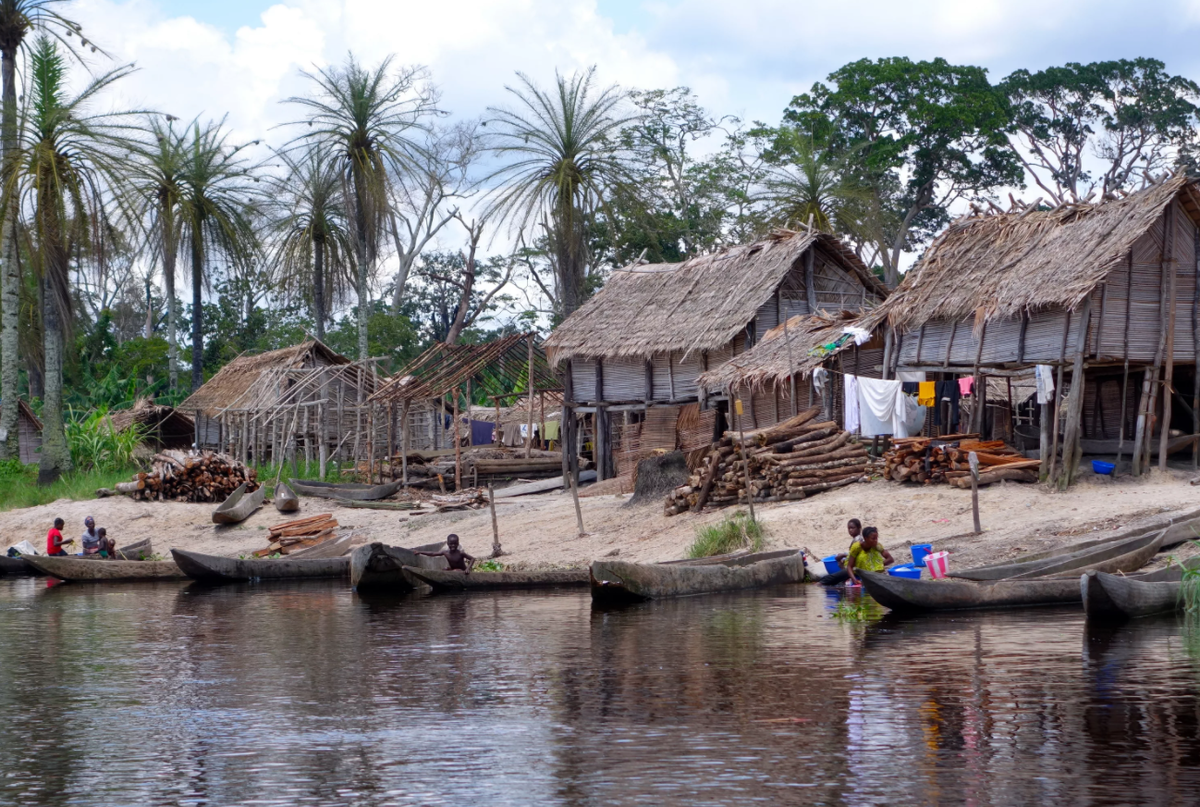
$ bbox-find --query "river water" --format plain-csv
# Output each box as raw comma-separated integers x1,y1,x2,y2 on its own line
2,578,1199,806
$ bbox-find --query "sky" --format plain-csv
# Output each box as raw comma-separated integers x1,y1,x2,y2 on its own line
69,0,1200,144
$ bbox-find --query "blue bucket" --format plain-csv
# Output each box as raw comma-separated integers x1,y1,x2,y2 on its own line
1092,460,1115,475
888,564,922,580
822,555,841,575
911,544,933,568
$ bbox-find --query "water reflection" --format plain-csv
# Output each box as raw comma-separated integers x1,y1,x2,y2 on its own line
2,579,1200,805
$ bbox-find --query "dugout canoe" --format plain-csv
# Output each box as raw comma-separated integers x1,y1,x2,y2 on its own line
1081,557,1200,619
0,555,36,576
273,480,300,513
291,479,404,502
24,555,188,582
74,537,153,561
660,548,803,567
170,548,350,583
350,542,449,592
212,483,265,525
951,531,1164,581
862,533,1163,613
402,566,590,593
590,551,805,603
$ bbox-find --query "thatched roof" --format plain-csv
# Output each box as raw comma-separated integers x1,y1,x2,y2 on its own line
543,230,885,365
108,399,194,448
878,174,1200,329
15,399,40,431
181,340,350,415
698,312,870,391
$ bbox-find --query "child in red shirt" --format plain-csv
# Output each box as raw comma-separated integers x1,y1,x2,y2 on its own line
46,518,70,556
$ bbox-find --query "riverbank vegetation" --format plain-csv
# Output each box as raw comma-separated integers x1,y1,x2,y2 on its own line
687,511,765,558
1,1,1199,487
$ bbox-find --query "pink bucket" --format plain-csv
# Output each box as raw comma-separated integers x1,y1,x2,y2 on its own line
925,551,950,579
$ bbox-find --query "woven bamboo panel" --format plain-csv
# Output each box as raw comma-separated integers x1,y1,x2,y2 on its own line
673,352,703,399
571,358,597,402
641,405,680,451
676,404,717,453
602,356,644,401
650,352,674,400
1082,372,1141,441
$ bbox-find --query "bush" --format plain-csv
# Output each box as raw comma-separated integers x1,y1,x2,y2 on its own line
686,511,765,559
65,408,147,473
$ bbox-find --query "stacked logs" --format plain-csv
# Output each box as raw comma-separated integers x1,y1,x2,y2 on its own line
114,450,258,502
664,408,868,516
883,437,1041,487
255,513,339,556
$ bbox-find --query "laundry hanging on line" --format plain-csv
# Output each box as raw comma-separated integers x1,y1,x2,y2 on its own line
855,376,925,438
1035,365,1055,405
918,381,937,408
843,374,861,433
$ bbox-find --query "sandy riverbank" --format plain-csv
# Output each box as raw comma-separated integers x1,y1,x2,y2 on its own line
3,464,1199,571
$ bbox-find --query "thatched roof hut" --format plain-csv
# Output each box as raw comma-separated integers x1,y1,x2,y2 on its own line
181,340,351,417
107,399,195,450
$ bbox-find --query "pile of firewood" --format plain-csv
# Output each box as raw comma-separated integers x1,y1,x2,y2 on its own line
664,408,868,516
883,437,1041,487
111,450,258,503
255,513,339,557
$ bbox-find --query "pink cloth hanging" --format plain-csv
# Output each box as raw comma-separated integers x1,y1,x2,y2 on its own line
958,376,974,396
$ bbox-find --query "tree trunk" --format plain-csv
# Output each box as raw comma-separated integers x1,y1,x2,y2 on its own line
36,185,71,484
352,170,370,361
313,235,326,342
444,236,478,346
162,209,178,391
190,227,204,391
0,43,17,460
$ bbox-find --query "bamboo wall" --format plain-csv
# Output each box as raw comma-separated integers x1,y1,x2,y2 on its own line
18,412,40,465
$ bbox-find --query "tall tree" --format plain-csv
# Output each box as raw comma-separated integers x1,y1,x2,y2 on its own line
1002,59,1200,204
0,0,93,459
787,57,1021,286
285,53,439,359
5,37,138,482
128,115,186,390
267,145,353,341
485,68,636,319
176,119,258,391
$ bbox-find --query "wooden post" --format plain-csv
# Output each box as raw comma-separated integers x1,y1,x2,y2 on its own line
494,397,502,446
525,334,535,459
194,409,201,450
969,451,981,534
1059,297,1093,488
318,404,328,481
453,389,462,492
1039,401,1051,479
570,465,585,538
1134,216,1173,476
335,384,344,463
1159,205,1178,470
387,402,395,480
804,248,817,313
400,400,409,487
1049,312,1072,483
735,398,756,523
1193,228,1200,471
488,483,502,557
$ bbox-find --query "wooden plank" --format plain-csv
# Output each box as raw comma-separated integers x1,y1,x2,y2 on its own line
494,470,598,498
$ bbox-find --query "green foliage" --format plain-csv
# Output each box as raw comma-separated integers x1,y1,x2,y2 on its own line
473,559,504,572
686,511,765,559
830,597,883,623
1180,543,1200,614
64,408,147,473
0,464,139,512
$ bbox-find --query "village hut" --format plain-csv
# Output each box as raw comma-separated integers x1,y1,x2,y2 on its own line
543,229,888,478
1,399,42,464
180,339,383,475
873,173,1200,485
107,399,195,450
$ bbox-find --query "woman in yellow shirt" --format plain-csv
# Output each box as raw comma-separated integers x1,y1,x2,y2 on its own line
847,527,894,585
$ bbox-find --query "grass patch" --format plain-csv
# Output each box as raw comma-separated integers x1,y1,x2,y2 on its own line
1181,542,1200,614
473,559,504,572
686,511,765,559
254,460,359,484
0,463,141,512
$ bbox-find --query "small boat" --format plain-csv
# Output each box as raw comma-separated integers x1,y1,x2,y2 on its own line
286,532,355,560
273,480,300,513
590,551,805,603
660,548,803,567
291,478,404,502
1082,559,1200,619
951,531,1164,581
24,555,188,582
212,482,266,525
170,549,350,583
76,537,152,561
0,555,37,576
350,542,448,592
861,533,1164,613
402,566,590,593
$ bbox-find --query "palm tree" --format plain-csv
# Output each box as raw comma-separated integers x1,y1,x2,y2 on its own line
266,145,353,340
4,36,138,483
484,68,636,318
759,132,871,234
128,115,185,390
285,53,439,359
176,119,258,391
0,0,96,460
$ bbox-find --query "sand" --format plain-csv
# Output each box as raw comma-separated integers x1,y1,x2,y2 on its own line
4,465,1199,572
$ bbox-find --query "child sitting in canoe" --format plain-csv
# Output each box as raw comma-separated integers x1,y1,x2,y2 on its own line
846,527,894,587
415,534,475,573
97,528,116,559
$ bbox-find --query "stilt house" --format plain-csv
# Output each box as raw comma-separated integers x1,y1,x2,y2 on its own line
1,399,43,464
873,174,1200,484
543,230,888,477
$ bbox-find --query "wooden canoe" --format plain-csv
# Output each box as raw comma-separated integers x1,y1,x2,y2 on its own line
24,555,188,582
660,548,802,567
402,566,589,593
1083,572,1185,619
273,480,300,513
74,537,152,561
170,549,350,582
212,483,265,525
350,542,448,592
862,533,1163,613
1081,555,1200,619
590,551,805,603
286,532,355,559
0,555,36,576
951,531,1163,581
291,479,403,502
